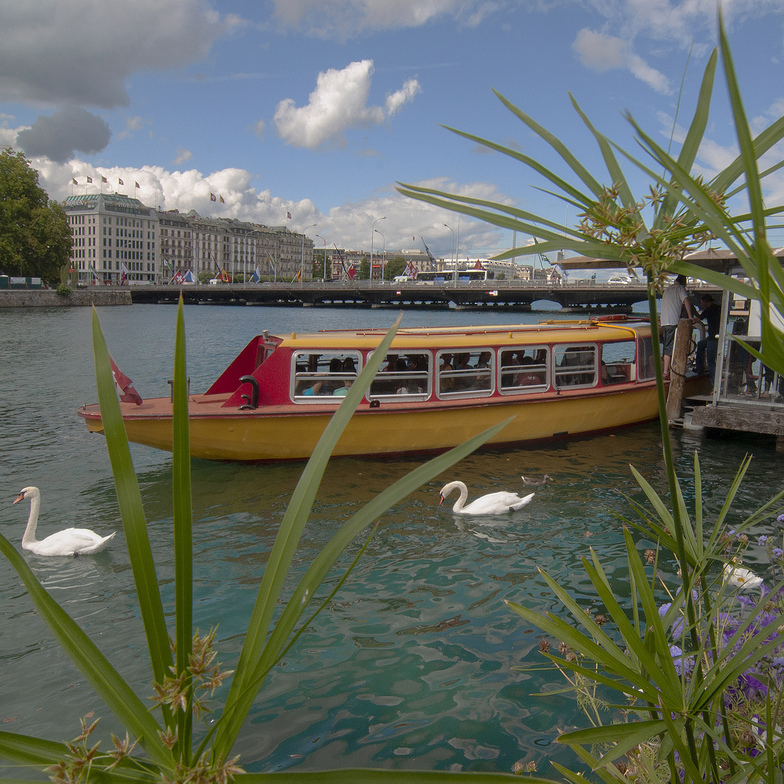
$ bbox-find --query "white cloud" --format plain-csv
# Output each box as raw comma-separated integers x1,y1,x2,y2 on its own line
269,0,498,39
22,147,510,257
274,60,420,149
573,28,670,93
117,115,148,140
173,148,193,165
253,119,266,139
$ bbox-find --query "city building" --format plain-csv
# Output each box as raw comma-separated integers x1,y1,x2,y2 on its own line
63,193,160,284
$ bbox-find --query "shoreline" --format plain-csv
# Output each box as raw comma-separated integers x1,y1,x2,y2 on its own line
0,289,132,307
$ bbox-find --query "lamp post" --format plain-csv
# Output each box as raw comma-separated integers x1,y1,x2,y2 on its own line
444,223,456,285
370,216,386,283
374,229,386,282
316,234,327,282
300,223,317,285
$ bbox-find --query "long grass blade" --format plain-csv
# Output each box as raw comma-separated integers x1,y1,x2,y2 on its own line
91,311,172,686
172,296,193,759
0,534,171,769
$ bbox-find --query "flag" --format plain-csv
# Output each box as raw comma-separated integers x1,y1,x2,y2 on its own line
135,181,140,189
266,252,277,270
101,176,108,183
221,267,230,282
473,259,484,270
109,354,143,405
163,259,173,271
295,269,301,282
172,270,184,284
214,260,223,279
347,264,357,280
120,262,129,285
219,195,225,203
252,266,260,283
118,178,124,186
286,211,292,219
210,193,216,202
72,178,78,185
86,176,93,183
404,261,417,279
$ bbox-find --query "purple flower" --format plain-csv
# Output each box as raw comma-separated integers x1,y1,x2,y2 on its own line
777,513,784,523
774,547,783,558
758,535,769,546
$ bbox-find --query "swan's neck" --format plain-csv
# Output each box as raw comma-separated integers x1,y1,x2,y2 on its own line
451,482,468,512
21,495,40,545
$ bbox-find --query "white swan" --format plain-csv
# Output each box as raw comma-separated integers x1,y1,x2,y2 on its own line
13,487,116,556
439,481,534,515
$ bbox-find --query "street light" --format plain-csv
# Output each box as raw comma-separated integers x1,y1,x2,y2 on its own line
300,223,317,284
370,216,386,283
315,233,327,282
444,223,456,285
374,229,386,282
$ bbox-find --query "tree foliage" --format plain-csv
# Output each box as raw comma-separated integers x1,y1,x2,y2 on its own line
0,148,71,281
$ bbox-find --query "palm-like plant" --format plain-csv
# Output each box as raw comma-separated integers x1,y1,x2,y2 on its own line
400,11,784,782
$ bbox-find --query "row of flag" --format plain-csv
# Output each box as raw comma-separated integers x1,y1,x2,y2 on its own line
210,193,225,203
73,176,141,188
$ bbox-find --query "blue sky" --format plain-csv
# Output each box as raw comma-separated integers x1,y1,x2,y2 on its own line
2,0,784,260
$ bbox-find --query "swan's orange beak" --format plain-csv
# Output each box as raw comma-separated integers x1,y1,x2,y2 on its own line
13,492,24,504
438,494,444,506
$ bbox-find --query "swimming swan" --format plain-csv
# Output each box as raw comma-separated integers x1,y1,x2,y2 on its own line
13,486,116,556
439,481,534,515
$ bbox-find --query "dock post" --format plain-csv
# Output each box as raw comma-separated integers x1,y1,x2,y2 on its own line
666,318,692,422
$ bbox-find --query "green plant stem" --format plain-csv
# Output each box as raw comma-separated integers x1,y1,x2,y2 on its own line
646,275,707,783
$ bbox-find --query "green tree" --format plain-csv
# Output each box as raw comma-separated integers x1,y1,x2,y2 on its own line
358,256,370,279
383,256,406,280
0,148,72,282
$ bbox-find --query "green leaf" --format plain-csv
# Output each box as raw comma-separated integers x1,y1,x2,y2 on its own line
559,719,669,767
172,296,193,759
234,771,554,783
0,533,171,770
91,310,172,687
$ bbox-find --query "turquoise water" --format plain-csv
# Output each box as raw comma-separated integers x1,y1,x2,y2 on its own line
1,304,783,776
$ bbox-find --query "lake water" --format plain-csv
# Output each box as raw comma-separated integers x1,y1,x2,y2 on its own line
1,303,783,777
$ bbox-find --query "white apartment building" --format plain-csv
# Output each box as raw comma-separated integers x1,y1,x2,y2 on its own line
63,193,159,284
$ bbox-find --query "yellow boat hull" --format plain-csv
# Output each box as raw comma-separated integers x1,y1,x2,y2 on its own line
79,383,685,461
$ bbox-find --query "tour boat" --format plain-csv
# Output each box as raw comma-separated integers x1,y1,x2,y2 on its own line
77,317,708,461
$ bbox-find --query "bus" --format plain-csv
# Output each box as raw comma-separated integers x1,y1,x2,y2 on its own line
416,269,494,284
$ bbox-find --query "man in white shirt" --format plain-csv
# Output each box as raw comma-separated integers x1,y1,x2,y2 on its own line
660,274,694,378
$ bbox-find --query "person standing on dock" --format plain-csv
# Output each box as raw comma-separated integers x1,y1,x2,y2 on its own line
661,274,694,379
695,292,722,387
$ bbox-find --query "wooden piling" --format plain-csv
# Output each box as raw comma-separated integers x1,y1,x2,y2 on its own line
666,318,692,422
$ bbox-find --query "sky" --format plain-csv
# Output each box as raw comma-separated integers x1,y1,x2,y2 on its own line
3,0,784,262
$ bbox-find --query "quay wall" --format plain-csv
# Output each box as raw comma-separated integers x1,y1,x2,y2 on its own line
0,289,132,308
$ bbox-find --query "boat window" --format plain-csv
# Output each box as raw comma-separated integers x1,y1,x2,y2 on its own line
637,336,655,381
368,352,431,399
292,351,361,401
554,345,597,388
499,347,549,394
600,340,636,384
437,350,494,398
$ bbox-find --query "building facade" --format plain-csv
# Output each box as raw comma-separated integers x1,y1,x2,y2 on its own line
63,193,160,284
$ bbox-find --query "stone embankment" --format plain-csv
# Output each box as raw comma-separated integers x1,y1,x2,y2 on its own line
0,289,132,307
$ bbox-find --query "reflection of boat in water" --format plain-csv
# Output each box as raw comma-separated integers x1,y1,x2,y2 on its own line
78,316,709,462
